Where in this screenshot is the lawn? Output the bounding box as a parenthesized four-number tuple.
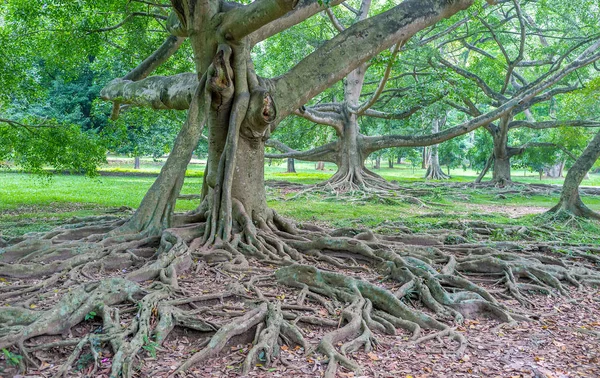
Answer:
(102, 155, 600, 186)
(2, 158, 600, 241)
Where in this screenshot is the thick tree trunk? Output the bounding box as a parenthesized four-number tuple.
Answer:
(286, 158, 296, 173)
(490, 115, 513, 186)
(549, 130, 600, 219)
(315, 161, 325, 170)
(422, 147, 429, 169)
(134, 156, 141, 170)
(322, 66, 397, 191)
(374, 156, 381, 169)
(424, 118, 449, 180)
(388, 158, 394, 168)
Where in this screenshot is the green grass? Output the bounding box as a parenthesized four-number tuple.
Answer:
(2, 157, 600, 242)
(102, 156, 600, 186)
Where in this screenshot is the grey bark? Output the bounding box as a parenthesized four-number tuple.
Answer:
(424, 117, 450, 180)
(286, 158, 296, 173)
(549, 129, 600, 219)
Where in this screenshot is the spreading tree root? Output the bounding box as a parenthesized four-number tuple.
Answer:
(268, 173, 439, 208)
(425, 164, 450, 181)
(1, 209, 600, 376)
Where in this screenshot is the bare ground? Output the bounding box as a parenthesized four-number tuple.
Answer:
(465, 204, 548, 218)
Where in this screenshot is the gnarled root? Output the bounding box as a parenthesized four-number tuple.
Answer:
(2, 201, 600, 376)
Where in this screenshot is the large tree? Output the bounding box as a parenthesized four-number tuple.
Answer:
(267, 0, 600, 189)
(436, 0, 600, 185)
(3, 1, 600, 377)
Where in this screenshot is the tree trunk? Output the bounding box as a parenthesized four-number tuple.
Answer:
(321, 66, 396, 191)
(315, 161, 325, 170)
(558, 160, 565, 177)
(397, 156, 402, 164)
(424, 118, 449, 180)
(374, 155, 381, 169)
(421, 147, 429, 169)
(134, 156, 141, 170)
(388, 158, 394, 168)
(286, 158, 296, 173)
(475, 154, 494, 183)
(549, 129, 600, 219)
(490, 115, 513, 186)
(545, 162, 563, 178)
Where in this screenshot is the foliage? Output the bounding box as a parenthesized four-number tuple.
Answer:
(1, 348, 22, 367)
(0, 116, 106, 176)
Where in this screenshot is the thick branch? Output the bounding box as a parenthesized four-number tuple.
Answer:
(248, 0, 345, 45)
(220, 0, 299, 41)
(273, 0, 475, 121)
(509, 120, 600, 130)
(294, 107, 344, 133)
(265, 140, 337, 162)
(100, 73, 197, 110)
(326, 8, 345, 32)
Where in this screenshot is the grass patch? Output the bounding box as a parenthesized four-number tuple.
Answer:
(2, 164, 599, 244)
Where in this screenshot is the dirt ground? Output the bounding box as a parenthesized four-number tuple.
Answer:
(2, 262, 598, 378)
(465, 204, 548, 218)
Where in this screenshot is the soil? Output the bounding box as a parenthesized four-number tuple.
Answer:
(466, 204, 548, 218)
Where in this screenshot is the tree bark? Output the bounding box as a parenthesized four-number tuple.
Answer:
(475, 154, 494, 183)
(424, 118, 449, 180)
(286, 158, 296, 173)
(134, 156, 141, 170)
(548, 129, 600, 219)
(545, 162, 563, 178)
(388, 158, 394, 168)
(316, 161, 325, 170)
(490, 115, 513, 186)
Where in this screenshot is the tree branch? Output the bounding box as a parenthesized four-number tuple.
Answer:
(0, 117, 61, 130)
(508, 142, 578, 161)
(362, 44, 600, 152)
(220, 0, 300, 41)
(123, 35, 186, 81)
(361, 94, 442, 120)
(357, 41, 403, 115)
(101, 73, 197, 110)
(509, 120, 600, 130)
(248, 0, 345, 45)
(294, 107, 344, 134)
(265, 140, 337, 162)
(326, 8, 345, 32)
(108, 34, 186, 119)
(273, 0, 476, 122)
(438, 57, 507, 104)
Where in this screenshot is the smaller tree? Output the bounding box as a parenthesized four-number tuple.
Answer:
(548, 129, 600, 219)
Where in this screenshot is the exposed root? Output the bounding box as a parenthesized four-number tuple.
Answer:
(1, 201, 599, 376)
